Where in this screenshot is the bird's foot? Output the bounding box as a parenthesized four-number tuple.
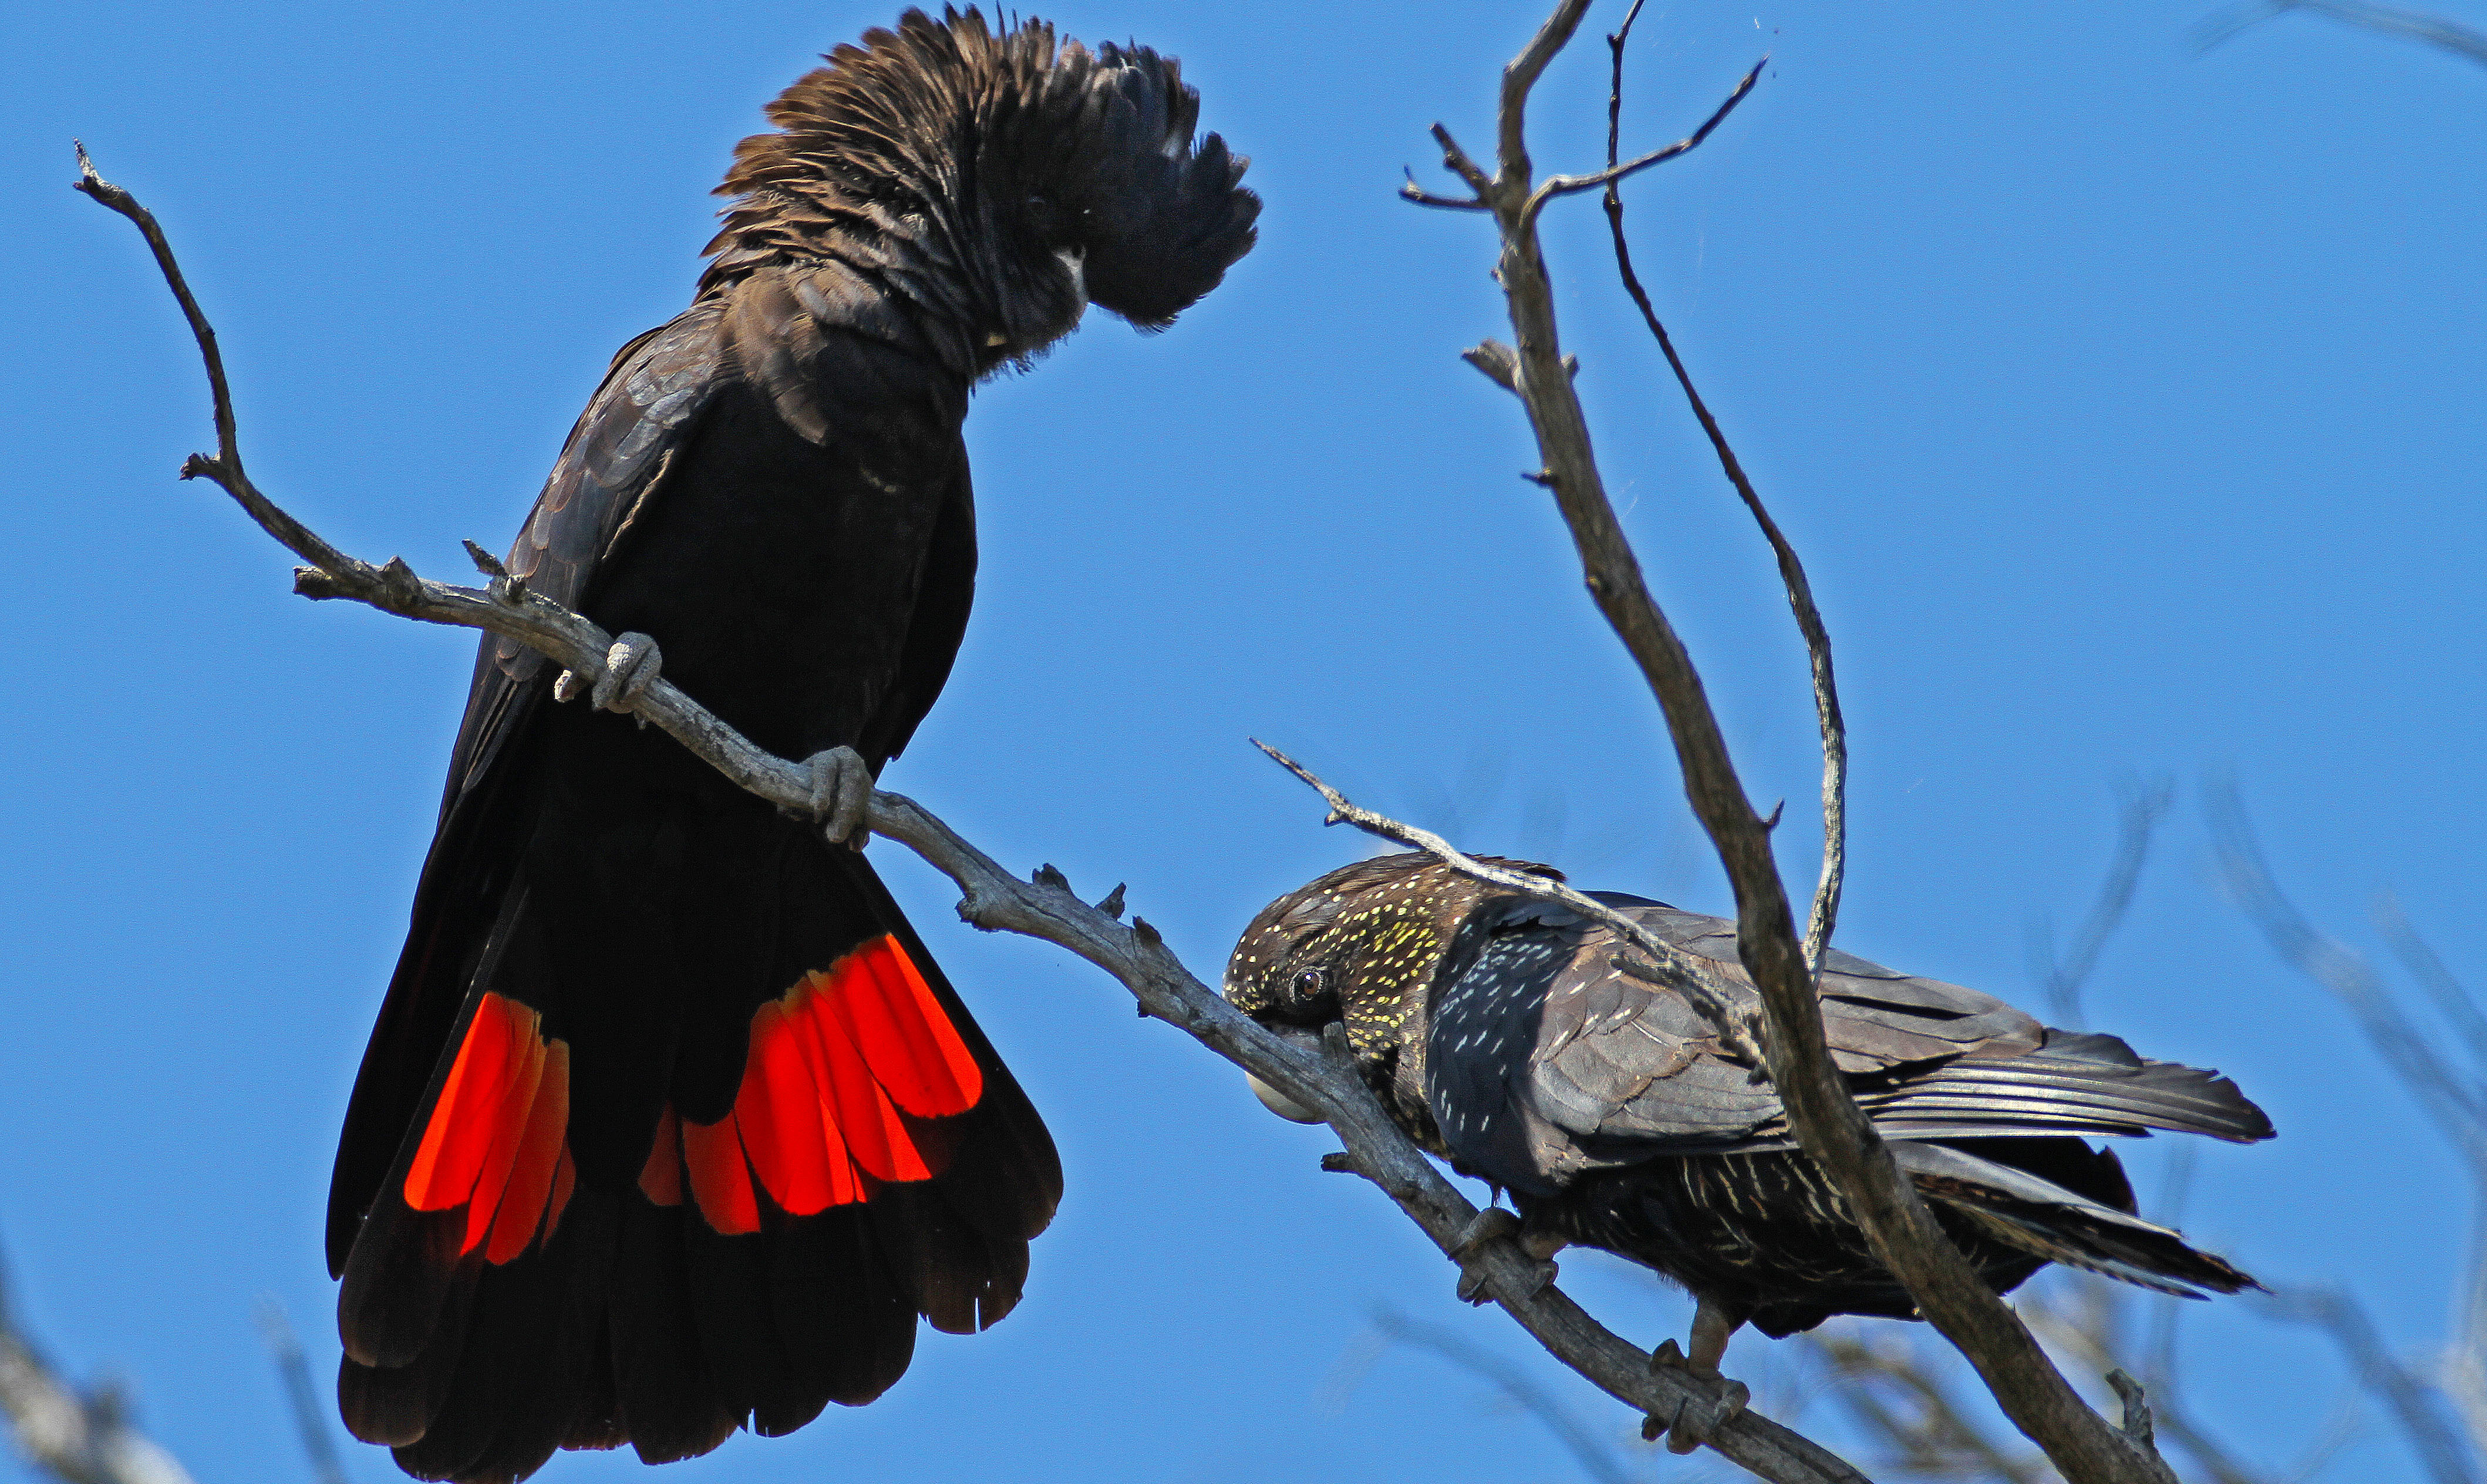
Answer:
(555, 632, 663, 717)
(1448, 1208, 1561, 1305)
(800, 745, 873, 847)
(1643, 1333, 1750, 1453)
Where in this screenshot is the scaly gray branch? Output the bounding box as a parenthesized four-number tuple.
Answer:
(1403, 5, 2176, 1479)
(74, 148, 1866, 1484)
(0, 1239, 197, 1484)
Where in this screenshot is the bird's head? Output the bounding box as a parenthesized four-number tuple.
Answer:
(1226, 854, 1563, 1117)
(707, 9, 1258, 371)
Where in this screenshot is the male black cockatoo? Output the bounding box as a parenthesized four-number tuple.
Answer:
(1228, 854, 2268, 1441)
(326, 14, 1257, 1482)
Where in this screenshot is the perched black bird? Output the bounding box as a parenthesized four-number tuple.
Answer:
(1228, 855, 2269, 1391)
(326, 14, 1256, 1483)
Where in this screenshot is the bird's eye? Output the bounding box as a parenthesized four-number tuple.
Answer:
(1292, 968, 1325, 997)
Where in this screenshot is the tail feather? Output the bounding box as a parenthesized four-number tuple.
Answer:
(1856, 1031, 2274, 1145)
(331, 834, 1058, 1482)
(1895, 1141, 2260, 1298)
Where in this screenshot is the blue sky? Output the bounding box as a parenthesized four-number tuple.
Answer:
(5, 1, 2484, 1480)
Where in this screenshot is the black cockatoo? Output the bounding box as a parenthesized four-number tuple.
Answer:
(326, 13, 1257, 1482)
(1227, 855, 2269, 1414)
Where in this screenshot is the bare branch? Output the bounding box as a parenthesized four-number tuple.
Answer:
(1407, 6, 2178, 1479)
(76, 149, 1868, 1484)
(2374, 891, 2487, 1080)
(2031, 781, 2172, 1028)
(2256, 1286, 2481, 1484)
(1366, 1304, 1643, 1484)
(0, 1239, 198, 1484)
(2206, 780, 2487, 1168)
(254, 1300, 348, 1484)
(1598, 9, 1841, 977)
(1253, 738, 1770, 1070)
(1809, 1326, 2053, 1483)
(1524, 56, 1765, 232)
(2198, 0, 2487, 68)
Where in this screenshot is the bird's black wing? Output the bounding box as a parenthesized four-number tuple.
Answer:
(326, 304, 729, 1273)
(1426, 894, 2267, 1199)
(443, 303, 731, 818)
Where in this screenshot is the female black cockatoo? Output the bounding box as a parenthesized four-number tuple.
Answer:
(1228, 855, 2268, 1444)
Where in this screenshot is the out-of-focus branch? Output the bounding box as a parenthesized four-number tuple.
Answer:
(2208, 781, 2487, 1480)
(75, 147, 1866, 1484)
(1405, 6, 2173, 1479)
(2375, 892, 2487, 1083)
(2197, 0, 2487, 68)
(1364, 1305, 1643, 1484)
(2207, 781, 2487, 1168)
(0, 1241, 198, 1484)
(1811, 1326, 2051, 1483)
(254, 1300, 348, 1484)
(2255, 1287, 2480, 1484)
(2030, 781, 2172, 1029)
(1595, 0, 1846, 980)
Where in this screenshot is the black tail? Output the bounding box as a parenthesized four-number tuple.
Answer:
(332, 809, 1060, 1482)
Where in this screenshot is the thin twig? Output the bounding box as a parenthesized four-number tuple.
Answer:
(1366, 1305, 1642, 1484)
(2196, 0, 2487, 67)
(2207, 781, 2487, 1167)
(2031, 781, 2172, 1028)
(254, 1300, 348, 1484)
(1253, 738, 1770, 1069)
(1526, 56, 1765, 232)
(1599, 5, 1841, 977)
(2255, 1286, 2481, 1484)
(1407, 6, 2178, 1479)
(2374, 892, 2487, 1081)
(75, 147, 1866, 1484)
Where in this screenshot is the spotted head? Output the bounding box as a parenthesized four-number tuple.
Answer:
(1225, 854, 1563, 1094)
(703, 8, 1259, 369)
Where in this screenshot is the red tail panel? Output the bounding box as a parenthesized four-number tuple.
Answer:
(680, 1111, 761, 1235)
(487, 1040, 571, 1263)
(624, 935, 985, 1234)
(401, 992, 577, 1265)
(639, 1105, 684, 1206)
(832, 936, 982, 1117)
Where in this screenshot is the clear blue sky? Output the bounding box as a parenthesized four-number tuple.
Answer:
(4, 2, 2483, 1480)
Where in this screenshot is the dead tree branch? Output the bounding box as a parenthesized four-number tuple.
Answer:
(74, 149, 1866, 1484)
(1402, 4, 2174, 1479)
(0, 1240, 197, 1484)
